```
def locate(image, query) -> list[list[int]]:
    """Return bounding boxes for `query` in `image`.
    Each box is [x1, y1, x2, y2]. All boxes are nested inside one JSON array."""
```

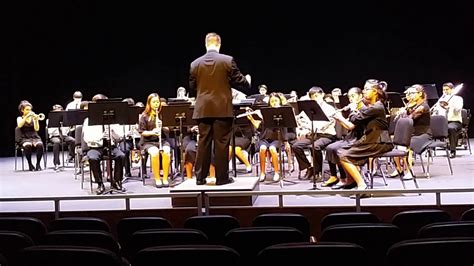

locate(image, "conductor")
[[189, 32, 251, 185]]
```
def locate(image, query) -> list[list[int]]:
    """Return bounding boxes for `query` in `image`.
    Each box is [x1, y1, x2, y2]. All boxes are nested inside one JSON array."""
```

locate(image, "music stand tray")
[[260, 106, 297, 187], [297, 100, 329, 121], [127, 106, 144, 125], [422, 84, 439, 107], [386, 92, 405, 110], [63, 110, 88, 127], [47, 111, 66, 168]]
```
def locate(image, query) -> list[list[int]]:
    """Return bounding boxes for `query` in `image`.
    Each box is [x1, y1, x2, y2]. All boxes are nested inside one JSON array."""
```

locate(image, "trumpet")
[[28, 112, 45, 120]]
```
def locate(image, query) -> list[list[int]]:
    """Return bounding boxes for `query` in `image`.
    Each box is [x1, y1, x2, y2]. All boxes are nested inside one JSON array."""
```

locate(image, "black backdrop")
[[3, 2, 474, 156]]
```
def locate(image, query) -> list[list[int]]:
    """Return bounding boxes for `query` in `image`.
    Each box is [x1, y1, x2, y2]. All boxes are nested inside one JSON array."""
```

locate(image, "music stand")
[[47, 111, 66, 167], [161, 103, 195, 184], [386, 92, 405, 110], [422, 84, 439, 107], [88, 101, 129, 195], [167, 98, 190, 105], [297, 100, 329, 190], [260, 106, 297, 187], [62, 110, 88, 127], [247, 94, 267, 104], [122, 105, 145, 184], [63, 110, 88, 176]]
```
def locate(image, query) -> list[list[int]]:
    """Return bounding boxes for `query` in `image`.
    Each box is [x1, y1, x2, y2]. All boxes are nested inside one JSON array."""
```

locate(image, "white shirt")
[[434, 95, 463, 122], [82, 118, 122, 147], [47, 119, 71, 139], [298, 101, 337, 136], [66, 99, 82, 110]]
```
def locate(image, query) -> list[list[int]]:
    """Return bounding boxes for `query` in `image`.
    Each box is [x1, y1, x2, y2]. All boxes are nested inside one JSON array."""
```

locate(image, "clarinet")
[[155, 109, 163, 150]]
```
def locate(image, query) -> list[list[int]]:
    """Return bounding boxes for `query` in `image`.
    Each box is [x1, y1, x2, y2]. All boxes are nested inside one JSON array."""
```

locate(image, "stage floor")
[[1, 141, 474, 213]]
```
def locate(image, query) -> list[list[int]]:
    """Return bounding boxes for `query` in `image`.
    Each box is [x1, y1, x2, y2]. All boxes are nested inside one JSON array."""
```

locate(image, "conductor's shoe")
[[112, 184, 127, 192], [216, 177, 235, 186], [196, 179, 206, 185], [96, 183, 106, 195], [304, 167, 314, 180]]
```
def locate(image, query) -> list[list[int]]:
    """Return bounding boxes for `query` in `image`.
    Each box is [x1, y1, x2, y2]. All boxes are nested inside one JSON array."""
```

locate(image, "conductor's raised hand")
[[245, 74, 251, 85]]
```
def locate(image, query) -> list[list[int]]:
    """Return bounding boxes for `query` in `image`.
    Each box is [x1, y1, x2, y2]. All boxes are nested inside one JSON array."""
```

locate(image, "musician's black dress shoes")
[[196, 179, 206, 185], [216, 177, 235, 186]]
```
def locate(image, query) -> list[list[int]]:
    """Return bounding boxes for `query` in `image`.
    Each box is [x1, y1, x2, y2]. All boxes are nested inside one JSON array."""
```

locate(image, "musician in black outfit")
[[391, 84, 431, 178], [16, 100, 44, 171], [323, 87, 365, 189]]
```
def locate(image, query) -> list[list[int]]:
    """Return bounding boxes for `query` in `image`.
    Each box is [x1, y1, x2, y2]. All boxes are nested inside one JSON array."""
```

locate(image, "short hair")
[[91, 94, 107, 102], [258, 84, 268, 90], [122, 98, 135, 106], [308, 86, 324, 98], [205, 32, 221, 47], [347, 87, 362, 95], [73, 91, 83, 99], [443, 82, 454, 89], [52, 104, 63, 111]]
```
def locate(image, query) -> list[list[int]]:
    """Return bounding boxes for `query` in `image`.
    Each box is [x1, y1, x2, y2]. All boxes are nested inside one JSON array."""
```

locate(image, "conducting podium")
[[260, 106, 297, 187]]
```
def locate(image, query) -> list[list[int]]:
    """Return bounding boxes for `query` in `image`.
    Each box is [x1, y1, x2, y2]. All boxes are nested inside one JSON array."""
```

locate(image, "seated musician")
[[139, 93, 172, 188], [322, 87, 365, 188], [82, 94, 126, 194], [48, 104, 75, 171], [183, 125, 216, 181], [17, 100, 44, 171], [335, 79, 394, 192], [432, 82, 463, 158], [292, 87, 338, 181], [118, 98, 138, 177], [391, 84, 431, 178], [247, 92, 289, 182], [229, 122, 253, 173]]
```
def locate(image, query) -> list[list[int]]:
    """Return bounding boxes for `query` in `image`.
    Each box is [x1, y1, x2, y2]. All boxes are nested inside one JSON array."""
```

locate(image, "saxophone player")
[[139, 93, 171, 188], [292, 87, 338, 181], [82, 94, 126, 194]]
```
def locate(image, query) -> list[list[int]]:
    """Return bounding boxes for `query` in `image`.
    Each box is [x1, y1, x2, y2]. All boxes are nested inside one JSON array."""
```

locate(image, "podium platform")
[[169, 176, 260, 207]]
